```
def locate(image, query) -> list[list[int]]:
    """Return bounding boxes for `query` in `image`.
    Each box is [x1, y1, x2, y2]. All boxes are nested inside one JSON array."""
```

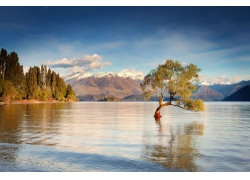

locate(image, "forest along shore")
[[0, 48, 78, 104], [0, 99, 75, 105]]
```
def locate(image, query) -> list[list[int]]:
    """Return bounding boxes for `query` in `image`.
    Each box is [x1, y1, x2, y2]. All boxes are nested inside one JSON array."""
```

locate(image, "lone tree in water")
[[140, 59, 204, 118]]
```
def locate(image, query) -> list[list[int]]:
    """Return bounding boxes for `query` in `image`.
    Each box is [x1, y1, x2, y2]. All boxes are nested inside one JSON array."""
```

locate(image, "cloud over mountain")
[[117, 69, 144, 80], [199, 74, 241, 85], [45, 54, 112, 72]]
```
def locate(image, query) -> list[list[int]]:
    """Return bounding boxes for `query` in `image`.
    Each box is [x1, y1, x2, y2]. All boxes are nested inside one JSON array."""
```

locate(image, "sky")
[[1, 5, 250, 84]]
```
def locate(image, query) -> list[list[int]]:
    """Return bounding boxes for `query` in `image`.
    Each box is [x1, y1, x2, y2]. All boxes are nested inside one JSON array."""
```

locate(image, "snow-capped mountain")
[[61, 72, 250, 101], [197, 81, 232, 86], [117, 71, 144, 80], [62, 71, 144, 81], [63, 72, 92, 81], [62, 72, 143, 100], [93, 72, 116, 78]]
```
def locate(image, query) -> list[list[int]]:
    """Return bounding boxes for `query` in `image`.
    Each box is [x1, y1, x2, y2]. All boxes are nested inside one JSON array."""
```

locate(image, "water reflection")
[[0, 105, 25, 167], [20, 103, 68, 146], [0, 103, 69, 169], [1, 102, 249, 171], [142, 119, 204, 171]]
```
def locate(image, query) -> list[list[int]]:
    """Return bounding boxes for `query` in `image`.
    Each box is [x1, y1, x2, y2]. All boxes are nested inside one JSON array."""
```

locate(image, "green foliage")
[[66, 84, 77, 101], [180, 98, 204, 112], [141, 59, 204, 112], [0, 48, 7, 94], [0, 48, 77, 102], [26, 67, 38, 99], [1, 80, 18, 102], [142, 90, 153, 101]]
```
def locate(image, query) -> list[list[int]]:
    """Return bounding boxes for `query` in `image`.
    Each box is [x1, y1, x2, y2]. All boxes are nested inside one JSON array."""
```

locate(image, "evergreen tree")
[[55, 74, 67, 101], [26, 67, 38, 99], [15, 65, 27, 99], [5, 52, 20, 85], [0, 48, 7, 94], [0, 50, 26, 99], [51, 71, 57, 97], [35, 66, 42, 90], [66, 84, 77, 101], [0, 48, 77, 102], [0, 80, 18, 102], [41, 64, 45, 90], [46, 68, 51, 90]]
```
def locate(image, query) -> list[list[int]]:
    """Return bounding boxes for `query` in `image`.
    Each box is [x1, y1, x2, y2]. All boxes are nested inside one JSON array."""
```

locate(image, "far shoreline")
[[0, 99, 75, 105]]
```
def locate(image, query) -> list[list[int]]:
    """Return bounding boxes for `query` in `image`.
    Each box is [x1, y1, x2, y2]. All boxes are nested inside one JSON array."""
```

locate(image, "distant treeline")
[[0, 48, 77, 103]]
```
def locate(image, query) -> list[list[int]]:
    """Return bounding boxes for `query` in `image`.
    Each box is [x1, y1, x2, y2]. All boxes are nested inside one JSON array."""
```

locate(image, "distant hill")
[[207, 80, 250, 97], [122, 94, 169, 101], [223, 85, 250, 101], [63, 72, 142, 100], [63, 72, 250, 101], [191, 86, 224, 101], [122, 94, 145, 101]]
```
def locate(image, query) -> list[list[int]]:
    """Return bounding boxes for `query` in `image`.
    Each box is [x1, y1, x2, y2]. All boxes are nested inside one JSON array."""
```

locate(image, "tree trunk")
[[154, 99, 164, 118], [154, 104, 163, 118], [154, 100, 171, 118]]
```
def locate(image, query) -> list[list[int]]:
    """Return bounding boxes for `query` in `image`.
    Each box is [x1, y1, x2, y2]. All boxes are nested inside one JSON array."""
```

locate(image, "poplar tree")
[[46, 68, 51, 90], [4, 52, 20, 85], [26, 67, 38, 99], [51, 71, 57, 97], [66, 84, 77, 101], [0, 48, 77, 102], [41, 64, 45, 90], [0, 48, 7, 94], [35, 66, 42, 90], [15, 65, 26, 99]]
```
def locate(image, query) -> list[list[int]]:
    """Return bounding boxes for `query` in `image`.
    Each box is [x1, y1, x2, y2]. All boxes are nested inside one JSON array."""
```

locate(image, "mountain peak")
[[224, 85, 250, 101], [62, 71, 144, 81], [93, 72, 115, 78], [192, 85, 224, 101]]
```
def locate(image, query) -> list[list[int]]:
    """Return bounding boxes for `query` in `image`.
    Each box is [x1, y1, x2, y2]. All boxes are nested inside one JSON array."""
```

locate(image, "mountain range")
[[63, 72, 143, 100], [223, 85, 250, 101], [192, 80, 250, 101], [62, 72, 250, 101]]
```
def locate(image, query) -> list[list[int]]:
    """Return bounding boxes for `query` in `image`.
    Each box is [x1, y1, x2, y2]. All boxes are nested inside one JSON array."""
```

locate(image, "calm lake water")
[[0, 102, 250, 172]]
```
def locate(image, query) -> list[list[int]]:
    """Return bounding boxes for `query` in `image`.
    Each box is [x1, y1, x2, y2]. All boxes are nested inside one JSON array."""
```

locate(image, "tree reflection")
[[0, 104, 26, 166], [0, 103, 69, 167], [142, 119, 204, 172]]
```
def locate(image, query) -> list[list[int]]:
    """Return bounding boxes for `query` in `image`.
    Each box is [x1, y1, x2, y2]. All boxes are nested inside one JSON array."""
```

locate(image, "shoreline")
[[0, 99, 75, 105]]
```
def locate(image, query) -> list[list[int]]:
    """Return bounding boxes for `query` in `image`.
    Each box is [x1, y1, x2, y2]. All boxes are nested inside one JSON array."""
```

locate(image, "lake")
[[0, 102, 250, 172]]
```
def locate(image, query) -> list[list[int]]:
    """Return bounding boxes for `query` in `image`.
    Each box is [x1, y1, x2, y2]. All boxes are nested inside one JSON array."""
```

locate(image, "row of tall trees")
[[0, 48, 77, 102]]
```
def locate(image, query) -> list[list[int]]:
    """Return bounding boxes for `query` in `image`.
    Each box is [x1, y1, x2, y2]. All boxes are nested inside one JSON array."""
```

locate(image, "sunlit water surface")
[[0, 102, 250, 172]]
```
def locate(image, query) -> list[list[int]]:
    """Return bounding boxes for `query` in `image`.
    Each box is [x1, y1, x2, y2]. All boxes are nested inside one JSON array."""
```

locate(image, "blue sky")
[[1, 6, 250, 84]]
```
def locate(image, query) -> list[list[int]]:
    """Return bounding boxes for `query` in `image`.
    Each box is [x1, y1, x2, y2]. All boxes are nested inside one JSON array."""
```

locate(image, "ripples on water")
[[0, 102, 250, 172]]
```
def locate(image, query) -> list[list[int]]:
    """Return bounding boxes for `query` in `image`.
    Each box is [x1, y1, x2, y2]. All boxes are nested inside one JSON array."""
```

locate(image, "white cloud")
[[200, 81, 211, 86], [199, 74, 241, 84], [45, 54, 112, 72], [23, 66, 30, 74], [118, 68, 143, 76], [67, 66, 85, 73], [117, 69, 144, 80], [181, 62, 188, 66]]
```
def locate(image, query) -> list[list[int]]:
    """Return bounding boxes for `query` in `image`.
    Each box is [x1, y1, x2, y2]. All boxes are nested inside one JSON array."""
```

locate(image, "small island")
[[99, 96, 120, 102], [0, 48, 78, 105]]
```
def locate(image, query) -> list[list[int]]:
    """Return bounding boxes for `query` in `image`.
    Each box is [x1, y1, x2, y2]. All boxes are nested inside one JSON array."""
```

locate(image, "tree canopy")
[[0, 48, 77, 103], [140, 59, 204, 117]]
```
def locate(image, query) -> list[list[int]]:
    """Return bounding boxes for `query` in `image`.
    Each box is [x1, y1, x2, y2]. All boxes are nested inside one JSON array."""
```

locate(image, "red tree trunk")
[[154, 100, 171, 118], [154, 105, 163, 118]]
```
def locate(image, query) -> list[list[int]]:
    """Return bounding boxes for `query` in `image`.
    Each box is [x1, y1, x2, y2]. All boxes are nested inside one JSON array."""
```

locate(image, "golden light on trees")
[[140, 59, 204, 118]]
